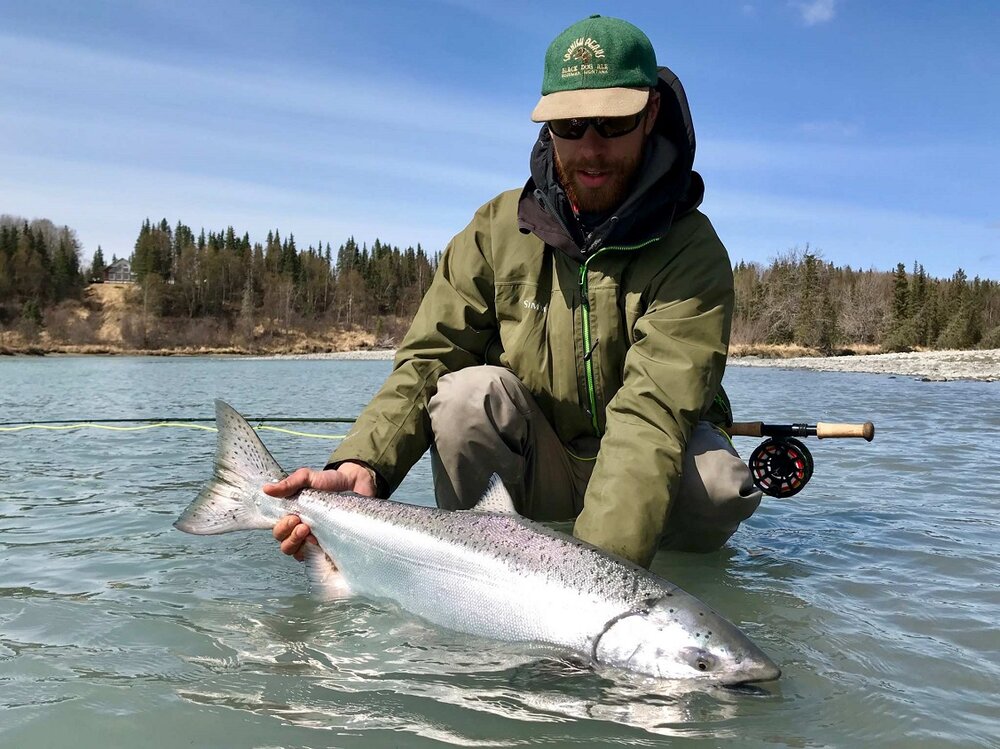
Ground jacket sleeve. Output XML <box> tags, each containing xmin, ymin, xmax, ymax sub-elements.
<box><xmin>573</xmin><ymin>216</ymin><xmax>734</xmax><ymax>567</ymax></box>
<box><xmin>326</xmin><ymin>203</ymin><xmax>498</xmax><ymax>493</ymax></box>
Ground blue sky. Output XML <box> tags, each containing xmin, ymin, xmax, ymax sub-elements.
<box><xmin>1</xmin><ymin>0</ymin><xmax>997</xmax><ymax>279</ymax></box>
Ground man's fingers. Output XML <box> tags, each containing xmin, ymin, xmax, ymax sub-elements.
<box><xmin>263</xmin><ymin>467</ymin><xmax>313</xmax><ymax>497</ymax></box>
<box><xmin>265</xmin><ymin>465</ymin><xmax>334</xmax><ymax>561</ymax></box>
<box><xmin>279</xmin><ymin>524</ymin><xmax>311</xmax><ymax>556</ymax></box>
<box><xmin>272</xmin><ymin>514</ymin><xmax>302</xmax><ymax>542</ymax></box>
<box><xmin>292</xmin><ymin>534</ymin><xmax>317</xmax><ymax>562</ymax></box>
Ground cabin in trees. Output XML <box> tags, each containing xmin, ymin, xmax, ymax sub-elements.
<box><xmin>104</xmin><ymin>258</ymin><xmax>137</xmax><ymax>284</ymax></box>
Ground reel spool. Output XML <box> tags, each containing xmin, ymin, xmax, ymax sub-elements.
<box><xmin>748</xmin><ymin>437</ymin><xmax>814</xmax><ymax>498</ymax></box>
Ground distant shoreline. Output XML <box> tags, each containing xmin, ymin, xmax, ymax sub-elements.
<box><xmin>266</xmin><ymin>347</ymin><xmax>1000</xmax><ymax>382</ymax></box>
<box><xmin>3</xmin><ymin>345</ymin><xmax>996</xmax><ymax>382</ymax></box>
<box><xmin>730</xmin><ymin>348</ymin><xmax>999</xmax><ymax>382</ymax></box>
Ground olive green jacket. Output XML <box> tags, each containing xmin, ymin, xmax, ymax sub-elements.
<box><xmin>329</xmin><ymin>67</ymin><xmax>734</xmax><ymax>567</ymax></box>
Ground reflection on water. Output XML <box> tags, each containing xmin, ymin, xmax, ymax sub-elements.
<box><xmin>0</xmin><ymin>357</ymin><xmax>997</xmax><ymax>747</ymax></box>
<box><xmin>176</xmin><ymin>594</ymin><xmax>758</xmax><ymax>742</ymax></box>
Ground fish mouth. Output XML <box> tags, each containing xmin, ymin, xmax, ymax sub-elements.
<box><xmin>719</xmin><ymin>682</ymin><xmax>774</xmax><ymax>696</ymax></box>
<box><xmin>718</xmin><ymin>658</ymin><xmax>781</xmax><ymax>686</ymax></box>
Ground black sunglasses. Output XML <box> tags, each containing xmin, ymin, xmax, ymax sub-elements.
<box><xmin>547</xmin><ymin>109</ymin><xmax>646</xmax><ymax>140</ymax></box>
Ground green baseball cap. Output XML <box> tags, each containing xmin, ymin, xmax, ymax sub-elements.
<box><xmin>531</xmin><ymin>15</ymin><xmax>658</xmax><ymax>122</ymax></box>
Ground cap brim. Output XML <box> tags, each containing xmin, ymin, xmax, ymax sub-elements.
<box><xmin>530</xmin><ymin>87</ymin><xmax>649</xmax><ymax>122</ymax></box>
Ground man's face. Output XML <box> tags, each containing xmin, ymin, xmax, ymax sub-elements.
<box><xmin>552</xmin><ymin>92</ymin><xmax>660</xmax><ymax>214</ymax></box>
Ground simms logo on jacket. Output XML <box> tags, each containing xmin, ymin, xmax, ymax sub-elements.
<box><xmin>522</xmin><ymin>299</ymin><xmax>548</xmax><ymax>315</ymax></box>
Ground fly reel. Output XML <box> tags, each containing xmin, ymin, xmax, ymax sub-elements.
<box><xmin>728</xmin><ymin>420</ymin><xmax>874</xmax><ymax>499</ymax></box>
<box><xmin>747</xmin><ymin>437</ymin><xmax>814</xmax><ymax>498</ymax></box>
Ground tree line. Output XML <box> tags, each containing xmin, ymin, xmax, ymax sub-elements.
<box><xmin>0</xmin><ymin>214</ymin><xmax>438</xmax><ymax>347</ymax></box>
<box><xmin>2</xmin><ymin>214</ymin><xmax>998</xmax><ymax>352</ymax></box>
<box><xmin>125</xmin><ymin>218</ymin><xmax>437</xmax><ymax>343</ymax></box>
<box><xmin>0</xmin><ymin>215</ymin><xmax>87</xmax><ymax>334</ymax></box>
<box><xmin>731</xmin><ymin>248</ymin><xmax>1000</xmax><ymax>352</ymax></box>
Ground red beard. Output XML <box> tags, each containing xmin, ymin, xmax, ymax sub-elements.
<box><xmin>554</xmin><ymin>149</ymin><xmax>642</xmax><ymax>214</ymax></box>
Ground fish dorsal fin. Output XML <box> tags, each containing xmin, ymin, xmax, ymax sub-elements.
<box><xmin>471</xmin><ymin>473</ymin><xmax>518</xmax><ymax>514</ymax></box>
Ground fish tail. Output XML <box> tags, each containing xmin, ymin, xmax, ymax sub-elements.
<box><xmin>173</xmin><ymin>400</ymin><xmax>287</xmax><ymax>535</ymax></box>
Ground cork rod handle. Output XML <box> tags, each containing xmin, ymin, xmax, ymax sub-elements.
<box><xmin>816</xmin><ymin>421</ymin><xmax>875</xmax><ymax>441</ymax></box>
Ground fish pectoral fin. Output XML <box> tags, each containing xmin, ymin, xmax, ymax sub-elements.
<box><xmin>302</xmin><ymin>544</ymin><xmax>352</xmax><ymax>601</ymax></box>
<box><xmin>469</xmin><ymin>473</ymin><xmax>518</xmax><ymax>515</ymax></box>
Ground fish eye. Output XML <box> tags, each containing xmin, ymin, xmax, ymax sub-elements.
<box><xmin>682</xmin><ymin>647</ymin><xmax>718</xmax><ymax>674</ymax></box>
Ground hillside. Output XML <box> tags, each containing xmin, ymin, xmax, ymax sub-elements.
<box><xmin>0</xmin><ymin>283</ymin><xmax>381</xmax><ymax>355</ymax></box>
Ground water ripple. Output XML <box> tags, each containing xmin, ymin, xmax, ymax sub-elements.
<box><xmin>1</xmin><ymin>359</ymin><xmax>997</xmax><ymax>747</ymax></box>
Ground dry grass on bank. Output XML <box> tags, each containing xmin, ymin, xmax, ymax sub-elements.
<box><xmin>727</xmin><ymin>343</ymin><xmax>883</xmax><ymax>358</ymax></box>
<box><xmin>0</xmin><ymin>283</ymin><xmax>385</xmax><ymax>356</ymax></box>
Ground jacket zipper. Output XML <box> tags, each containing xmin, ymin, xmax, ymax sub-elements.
<box><xmin>577</xmin><ymin>236</ymin><xmax>661</xmax><ymax>435</ymax></box>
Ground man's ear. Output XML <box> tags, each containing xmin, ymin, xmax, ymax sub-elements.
<box><xmin>644</xmin><ymin>91</ymin><xmax>661</xmax><ymax>135</ymax></box>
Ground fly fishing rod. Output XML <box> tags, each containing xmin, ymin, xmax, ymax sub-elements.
<box><xmin>725</xmin><ymin>420</ymin><xmax>876</xmax><ymax>499</ymax></box>
<box><xmin>0</xmin><ymin>416</ymin><xmax>359</xmax><ymax>440</ymax></box>
<box><xmin>1</xmin><ymin>414</ymin><xmax>877</xmax><ymax>499</ymax></box>
<box><xmin>0</xmin><ymin>417</ymin><xmax>358</xmax><ymax>426</ymax></box>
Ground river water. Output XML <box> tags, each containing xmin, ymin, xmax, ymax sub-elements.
<box><xmin>0</xmin><ymin>356</ymin><xmax>996</xmax><ymax>748</ymax></box>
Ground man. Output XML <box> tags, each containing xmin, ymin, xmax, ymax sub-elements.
<box><xmin>266</xmin><ymin>15</ymin><xmax>761</xmax><ymax>568</ymax></box>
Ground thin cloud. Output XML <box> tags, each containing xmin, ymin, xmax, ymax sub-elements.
<box><xmin>0</xmin><ymin>110</ymin><xmax>522</xmax><ymax>195</ymax></box>
<box><xmin>791</xmin><ymin>0</ymin><xmax>837</xmax><ymax>26</ymax></box>
<box><xmin>0</xmin><ymin>32</ymin><xmax>534</xmax><ymax>144</ymax></box>
<box><xmin>705</xmin><ymin>187</ymin><xmax>999</xmax><ymax>278</ymax></box>
<box><xmin>797</xmin><ymin>120</ymin><xmax>860</xmax><ymax>138</ymax></box>
<box><xmin>698</xmin><ymin>136</ymin><xmax>949</xmax><ymax>177</ymax></box>
<box><xmin>0</xmin><ymin>151</ymin><xmax>476</xmax><ymax>260</ymax></box>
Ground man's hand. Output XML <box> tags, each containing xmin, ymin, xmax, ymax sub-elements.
<box><xmin>263</xmin><ymin>461</ymin><xmax>378</xmax><ymax>561</ymax></box>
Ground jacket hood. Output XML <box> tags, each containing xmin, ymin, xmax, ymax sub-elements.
<box><xmin>518</xmin><ymin>66</ymin><xmax>704</xmax><ymax>260</ymax></box>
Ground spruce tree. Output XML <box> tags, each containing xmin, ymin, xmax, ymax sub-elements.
<box><xmin>90</xmin><ymin>245</ymin><xmax>107</xmax><ymax>282</ymax></box>
<box><xmin>794</xmin><ymin>253</ymin><xmax>819</xmax><ymax>347</ymax></box>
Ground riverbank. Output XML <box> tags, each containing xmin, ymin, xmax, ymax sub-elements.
<box><xmin>265</xmin><ymin>347</ymin><xmax>1000</xmax><ymax>382</ymax></box>
<box><xmin>6</xmin><ymin>343</ymin><xmax>997</xmax><ymax>381</ymax></box>
<box><xmin>3</xmin><ymin>341</ymin><xmax>997</xmax><ymax>381</ymax></box>
<box><xmin>730</xmin><ymin>348</ymin><xmax>1000</xmax><ymax>382</ymax></box>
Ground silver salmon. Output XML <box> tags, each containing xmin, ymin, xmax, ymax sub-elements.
<box><xmin>175</xmin><ymin>400</ymin><xmax>780</xmax><ymax>685</ymax></box>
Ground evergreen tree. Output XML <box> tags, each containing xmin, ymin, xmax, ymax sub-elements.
<box><xmin>13</xmin><ymin>223</ymin><xmax>47</xmax><ymax>302</ymax></box>
<box><xmin>891</xmin><ymin>262</ymin><xmax>909</xmax><ymax>324</ymax></box>
<box><xmin>18</xmin><ymin>297</ymin><xmax>44</xmax><ymax>341</ymax></box>
<box><xmin>884</xmin><ymin>262</ymin><xmax>916</xmax><ymax>351</ymax></box>
<box><xmin>279</xmin><ymin>233</ymin><xmax>300</xmax><ymax>279</ymax></box>
<box><xmin>816</xmin><ymin>284</ymin><xmax>839</xmax><ymax>355</ymax></box>
<box><xmin>908</xmin><ymin>263</ymin><xmax>929</xmax><ymax>345</ymax></box>
<box><xmin>133</xmin><ymin>218</ymin><xmax>172</xmax><ymax>280</ymax></box>
<box><xmin>794</xmin><ymin>253</ymin><xmax>820</xmax><ymax>346</ymax></box>
<box><xmin>90</xmin><ymin>245</ymin><xmax>107</xmax><ymax>282</ymax></box>
<box><xmin>935</xmin><ymin>269</ymin><xmax>976</xmax><ymax>349</ymax></box>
